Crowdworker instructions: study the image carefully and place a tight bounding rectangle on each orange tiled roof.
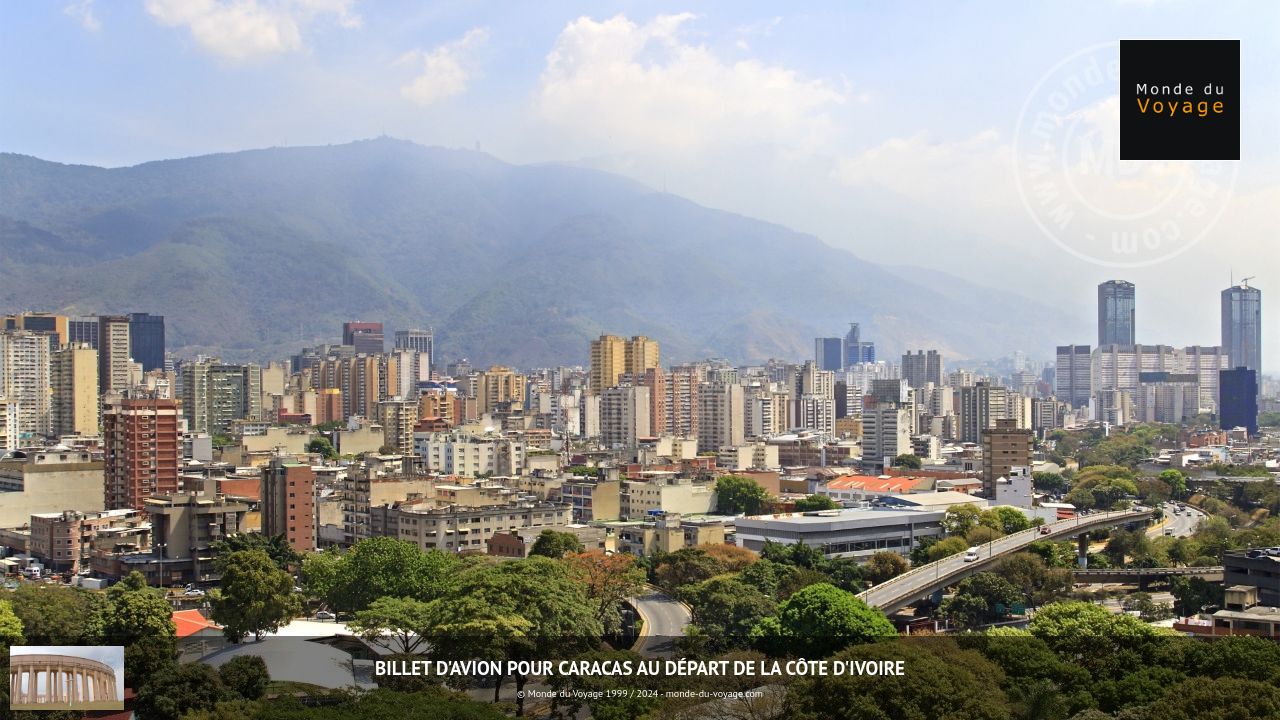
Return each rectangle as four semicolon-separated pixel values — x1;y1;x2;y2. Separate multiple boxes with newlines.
823;474;928;493
172;609;220;638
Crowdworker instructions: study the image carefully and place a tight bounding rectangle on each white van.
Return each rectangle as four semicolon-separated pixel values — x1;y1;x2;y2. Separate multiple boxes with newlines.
962;547;980;562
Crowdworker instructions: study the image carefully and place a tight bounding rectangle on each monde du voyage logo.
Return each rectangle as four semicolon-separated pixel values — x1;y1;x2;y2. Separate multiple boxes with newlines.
1121;40;1239;160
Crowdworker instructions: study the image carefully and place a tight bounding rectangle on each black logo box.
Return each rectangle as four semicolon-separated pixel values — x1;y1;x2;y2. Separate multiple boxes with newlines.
1120;39;1239;160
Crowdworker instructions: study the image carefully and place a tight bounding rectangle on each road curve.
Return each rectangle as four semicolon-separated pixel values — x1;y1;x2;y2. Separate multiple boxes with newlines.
628;587;692;658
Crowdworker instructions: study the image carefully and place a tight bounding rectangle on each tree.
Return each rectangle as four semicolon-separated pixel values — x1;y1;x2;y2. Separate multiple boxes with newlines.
943;504;983;536
321;537;463;612
218;655;270;700
715;475;772;515
966;525;1002;546
0;599;23;646
348;596;433;654
8;584;107;645
924;536;969;563
103;572;178;686
701;543;759;571
213;533;302;571
1158;469;1188;499
681;576;777;652
564;551;646;633
135;663;230;720
528;529;585;559
751;583;895;658
211;550;301;642
1123;592;1174;622
654;547;727;592
793;494;839;512
993;552;1072;607
785;639;1011;720
863;552;909;585
1033;472;1070;495
1146;677;1280;720
1169;575;1224;615
893;454;923;469
939;593;990;630
306;437;337;459
980;506;1032;535
1028;601;1161;665
425;557;602;716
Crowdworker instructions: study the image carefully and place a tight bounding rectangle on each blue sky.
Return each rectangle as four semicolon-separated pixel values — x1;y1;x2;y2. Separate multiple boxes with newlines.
3;1;1279;361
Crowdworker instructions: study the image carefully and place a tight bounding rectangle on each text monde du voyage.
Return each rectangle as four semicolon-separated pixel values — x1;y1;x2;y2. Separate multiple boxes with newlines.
1134;82;1227;118
375;658;906;678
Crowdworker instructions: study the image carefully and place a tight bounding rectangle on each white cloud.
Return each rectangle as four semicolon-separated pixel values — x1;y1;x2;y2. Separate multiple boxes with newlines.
398;27;489;107
535;14;846;154
145;0;360;60
63;0;100;31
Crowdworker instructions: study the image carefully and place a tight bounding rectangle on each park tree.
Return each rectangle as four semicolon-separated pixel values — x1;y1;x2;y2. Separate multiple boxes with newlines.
104;572;178;685
751;583;895;658
939;593;990;630
785;639;1011;720
8;584;107;645
701;543;759;571
1033;472;1070;495
1168;575;1224;615
980;506;1032;535
564;551;646;633
681;576;777;652
306;437;337;459
212;550;302;642
924;536;970;563
321;537;462;612
793;494;839;512
966;525;1002;545
425;557;601;716
528;529;584;559
863;552;909;585
135;662;230;720
1028;601;1161;666
1145;677;1280;720
214;533;302;571
653;547;727;592
892;454;923;469
0;599;23;646
943;504;983;536
218;655;270;700
994;552;1072;607
348;596;433;654
715;475;771;515
1158;469;1188;499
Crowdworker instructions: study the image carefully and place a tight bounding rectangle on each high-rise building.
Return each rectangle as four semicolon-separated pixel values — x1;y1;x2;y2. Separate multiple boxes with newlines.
981;418;1032;496
3;312;67;350
0;331;53;439
476;366;525;414
814;337;844;372
901;350;944;389
262;457;316;553
51;343;99;437
97;315;132;395
379;399;419;456
394;329;433;379
862;405;912;471
638;367;667;438
664;365;701;438
1220;367;1258;435
1221;282;1262;376
600;385;652;448
1098;280;1136;346
589;335;660;393
844;323;875;367
127;313;166;372
1055;345;1092;409
67;316;99;349
182;361;263;436
697;382;744;452
957;381;1007;444
342;321;384;355
103;398;180;510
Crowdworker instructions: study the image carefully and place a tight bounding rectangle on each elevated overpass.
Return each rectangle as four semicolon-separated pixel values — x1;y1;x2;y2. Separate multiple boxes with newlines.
1072;566;1223;586
858;509;1154;615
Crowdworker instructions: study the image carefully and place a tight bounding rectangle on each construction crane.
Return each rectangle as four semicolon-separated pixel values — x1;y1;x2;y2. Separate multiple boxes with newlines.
1241;276;1256;288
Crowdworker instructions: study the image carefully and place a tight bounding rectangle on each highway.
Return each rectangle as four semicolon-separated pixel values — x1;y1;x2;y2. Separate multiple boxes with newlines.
1151;501;1204;538
858;508;1154;615
628;587;692;657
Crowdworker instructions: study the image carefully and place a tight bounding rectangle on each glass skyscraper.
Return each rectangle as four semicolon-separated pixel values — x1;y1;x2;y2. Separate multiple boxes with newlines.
128;312;166;372
1098;280;1136;346
1221;283;1262;374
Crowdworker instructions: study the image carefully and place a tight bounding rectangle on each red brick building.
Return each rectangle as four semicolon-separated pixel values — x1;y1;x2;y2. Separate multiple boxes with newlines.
103;398;180;510
261;457;316;553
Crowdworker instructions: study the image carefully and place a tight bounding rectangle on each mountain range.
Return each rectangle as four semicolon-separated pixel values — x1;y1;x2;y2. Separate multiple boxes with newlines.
0;138;1081;368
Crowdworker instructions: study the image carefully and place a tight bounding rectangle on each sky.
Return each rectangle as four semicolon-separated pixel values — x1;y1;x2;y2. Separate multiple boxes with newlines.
2;1;1279;365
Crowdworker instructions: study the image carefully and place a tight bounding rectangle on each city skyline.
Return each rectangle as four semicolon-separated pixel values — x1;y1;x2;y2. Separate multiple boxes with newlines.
3;3;1279;362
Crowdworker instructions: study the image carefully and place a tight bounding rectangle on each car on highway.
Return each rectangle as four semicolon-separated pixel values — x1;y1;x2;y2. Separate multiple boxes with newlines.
1040;525;1053;535
963;547;980;562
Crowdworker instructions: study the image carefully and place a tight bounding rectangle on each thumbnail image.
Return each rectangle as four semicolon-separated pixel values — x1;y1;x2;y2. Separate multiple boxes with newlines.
9;646;125;711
